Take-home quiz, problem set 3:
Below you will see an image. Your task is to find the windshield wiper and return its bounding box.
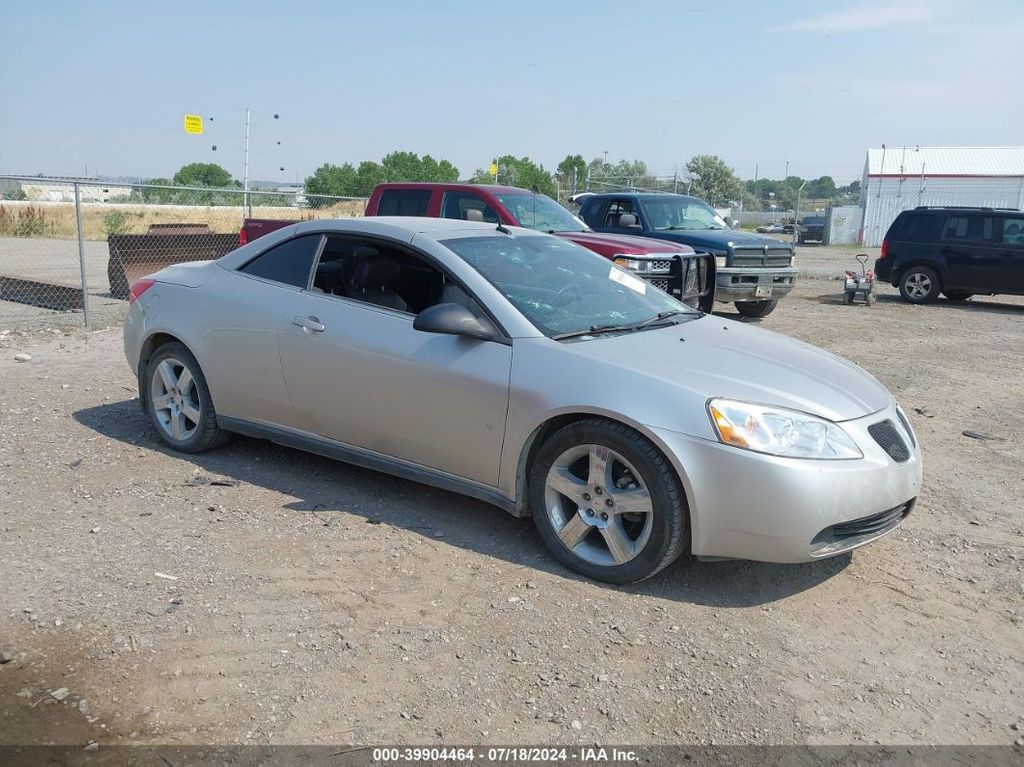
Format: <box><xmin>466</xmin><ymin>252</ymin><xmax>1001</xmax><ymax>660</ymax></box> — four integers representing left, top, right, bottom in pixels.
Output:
<box><xmin>553</xmin><ymin>310</ymin><xmax>696</xmax><ymax>341</ymax></box>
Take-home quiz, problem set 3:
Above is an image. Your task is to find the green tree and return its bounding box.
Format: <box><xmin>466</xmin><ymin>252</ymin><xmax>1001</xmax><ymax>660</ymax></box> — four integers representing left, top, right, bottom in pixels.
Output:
<box><xmin>684</xmin><ymin>155</ymin><xmax>743</xmax><ymax>205</ymax></box>
<box><xmin>470</xmin><ymin>155</ymin><xmax>556</xmax><ymax>197</ymax></box>
<box><xmin>304</xmin><ymin>162</ymin><xmax>360</xmax><ymax>206</ymax></box>
<box><xmin>556</xmin><ymin>154</ymin><xmax>587</xmax><ymax>193</ymax></box>
<box><xmin>172</xmin><ymin>162</ymin><xmax>234</xmax><ymax>188</ymax></box>
<box><xmin>586</xmin><ymin>158</ymin><xmax>655</xmax><ymax>191</ymax></box>
<box><xmin>304</xmin><ymin>152</ymin><xmax>459</xmax><ymax>204</ymax></box>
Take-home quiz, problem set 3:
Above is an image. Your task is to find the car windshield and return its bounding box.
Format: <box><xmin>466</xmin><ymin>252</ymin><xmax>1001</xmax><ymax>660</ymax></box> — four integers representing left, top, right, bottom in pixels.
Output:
<box><xmin>641</xmin><ymin>198</ymin><xmax>727</xmax><ymax>231</ymax></box>
<box><xmin>441</xmin><ymin>235</ymin><xmax>696</xmax><ymax>338</ymax></box>
<box><xmin>495</xmin><ymin>192</ymin><xmax>588</xmax><ymax>233</ymax></box>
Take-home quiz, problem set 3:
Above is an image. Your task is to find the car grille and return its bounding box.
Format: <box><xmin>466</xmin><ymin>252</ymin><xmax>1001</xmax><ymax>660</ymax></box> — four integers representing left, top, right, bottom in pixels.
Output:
<box><xmin>868</xmin><ymin>420</ymin><xmax>910</xmax><ymax>462</ymax></box>
<box><xmin>811</xmin><ymin>500</ymin><xmax>914</xmax><ymax>553</ymax></box>
<box><xmin>648</xmin><ymin>277</ymin><xmax>670</xmax><ymax>291</ymax></box>
<box><xmin>647</xmin><ymin>259</ymin><xmax>673</xmax><ymax>272</ymax></box>
<box><xmin>731</xmin><ymin>247</ymin><xmax>793</xmax><ymax>268</ymax></box>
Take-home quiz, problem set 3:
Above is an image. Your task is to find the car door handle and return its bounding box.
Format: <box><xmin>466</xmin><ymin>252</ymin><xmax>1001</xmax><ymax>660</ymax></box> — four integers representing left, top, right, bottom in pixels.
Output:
<box><xmin>292</xmin><ymin>315</ymin><xmax>325</xmax><ymax>333</ymax></box>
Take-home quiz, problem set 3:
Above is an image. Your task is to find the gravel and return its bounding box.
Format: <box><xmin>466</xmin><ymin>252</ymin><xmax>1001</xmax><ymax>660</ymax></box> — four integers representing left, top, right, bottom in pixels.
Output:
<box><xmin>0</xmin><ymin>282</ymin><xmax>1021</xmax><ymax>747</ymax></box>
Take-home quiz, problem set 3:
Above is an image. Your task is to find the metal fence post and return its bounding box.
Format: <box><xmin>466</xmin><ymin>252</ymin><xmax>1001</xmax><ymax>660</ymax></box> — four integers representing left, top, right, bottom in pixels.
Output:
<box><xmin>74</xmin><ymin>182</ymin><xmax>90</xmax><ymax>328</ymax></box>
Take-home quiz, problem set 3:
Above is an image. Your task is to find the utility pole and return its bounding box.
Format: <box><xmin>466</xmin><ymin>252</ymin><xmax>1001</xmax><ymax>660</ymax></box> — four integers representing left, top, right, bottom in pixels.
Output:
<box><xmin>242</xmin><ymin>108</ymin><xmax>251</xmax><ymax>216</ymax></box>
<box><xmin>673</xmin><ymin>165</ymin><xmax>678</xmax><ymax>194</ymax></box>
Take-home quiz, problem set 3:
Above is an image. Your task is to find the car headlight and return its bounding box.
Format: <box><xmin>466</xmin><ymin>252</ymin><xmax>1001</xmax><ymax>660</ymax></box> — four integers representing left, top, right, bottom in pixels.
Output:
<box><xmin>707</xmin><ymin>398</ymin><xmax>863</xmax><ymax>460</ymax></box>
<box><xmin>715</xmin><ymin>255</ymin><xmax>727</xmax><ymax>268</ymax></box>
<box><xmin>613</xmin><ymin>256</ymin><xmax>647</xmax><ymax>273</ymax></box>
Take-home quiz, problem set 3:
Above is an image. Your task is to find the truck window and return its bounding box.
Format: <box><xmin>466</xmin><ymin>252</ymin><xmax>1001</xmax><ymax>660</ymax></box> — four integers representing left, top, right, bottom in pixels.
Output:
<box><xmin>441</xmin><ymin>191</ymin><xmax>499</xmax><ymax>223</ymax></box>
<box><xmin>377</xmin><ymin>190</ymin><xmax>432</xmax><ymax>216</ymax></box>
<box><xmin>603</xmin><ymin>199</ymin><xmax>637</xmax><ymax>227</ymax></box>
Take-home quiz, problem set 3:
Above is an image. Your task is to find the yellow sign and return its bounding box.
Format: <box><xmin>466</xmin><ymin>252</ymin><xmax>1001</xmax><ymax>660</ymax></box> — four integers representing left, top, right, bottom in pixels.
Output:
<box><xmin>184</xmin><ymin>114</ymin><xmax>203</xmax><ymax>135</ymax></box>
<box><xmin>489</xmin><ymin>162</ymin><xmax>498</xmax><ymax>176</ymax></box>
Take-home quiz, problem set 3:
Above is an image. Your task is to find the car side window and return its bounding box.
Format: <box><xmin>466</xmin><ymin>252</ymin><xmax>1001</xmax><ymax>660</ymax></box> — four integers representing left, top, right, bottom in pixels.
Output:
<box><xmin>441</xmin><ymin>192</ymin><xmax>500</xmax><ymax>223</ymax></box>
<box><xmin>239</xmin><ymin>234</ymin><xmax>322</xmax><ymax>288</ymax></box>
<box><xmin>1000</xmin><ymin>217</ymin><xmax>1024</xmax><ymax>246</ymax></box>
<box><xmin>309</xmin><ymin>235</ymin><xmax>483</xmax><ymax>318</ymax></box>
<box><xmin>603</xmin><ymin>199</ymin><xmax>636</xmax><ymax>227</ymax></box>
<box><xmin>942</xmin><ymin>215</ymin><xmax>996</xmax><ymax>242</ymax></box>
<box><xmin>377</xmin><ymin>190</ymin><xmax>432</xmax><ymax>216</ymax></box>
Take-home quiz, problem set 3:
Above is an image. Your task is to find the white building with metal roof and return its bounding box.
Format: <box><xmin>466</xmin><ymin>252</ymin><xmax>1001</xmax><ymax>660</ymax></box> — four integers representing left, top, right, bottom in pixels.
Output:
<box><xmin>859</xmin><ymin>146</ymin><xmax>1024</xmax><ymax>246</ymax></box>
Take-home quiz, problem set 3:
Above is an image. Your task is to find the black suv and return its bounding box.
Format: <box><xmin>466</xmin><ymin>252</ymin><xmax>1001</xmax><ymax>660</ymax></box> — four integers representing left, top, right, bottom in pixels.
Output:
<box><xmin>875</xmin><ymin>206</ymin><xmax>1024</xmax><ymax>303</ymax></box>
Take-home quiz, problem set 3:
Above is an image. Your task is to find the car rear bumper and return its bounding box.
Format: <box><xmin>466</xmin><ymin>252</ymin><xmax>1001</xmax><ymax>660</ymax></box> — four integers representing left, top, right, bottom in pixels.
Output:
<box><xmin>715</xmin><ymin>266</ymin><xmax>797</xmax><ymax>302</ymax></box>
<box><xmin>874</xmin><ymin>258</ymin><xmax>893</xmax><ymax>283</ymax></box>
<box><xmin>649</xmin><ymin>400</ymin><xmax>922</xmax><ymax>563</ymax></box>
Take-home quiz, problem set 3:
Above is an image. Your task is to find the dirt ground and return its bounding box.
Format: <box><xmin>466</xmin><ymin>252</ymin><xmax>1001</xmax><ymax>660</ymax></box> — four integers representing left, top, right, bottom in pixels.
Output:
<box><xmin>1</xmin><ymin>281</ymin><xmax>1022</xmax><ymax>748</ymax></box>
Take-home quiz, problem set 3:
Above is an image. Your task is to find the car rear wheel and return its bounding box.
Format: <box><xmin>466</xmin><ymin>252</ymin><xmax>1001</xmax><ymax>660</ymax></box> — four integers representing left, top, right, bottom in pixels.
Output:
<box><xmin>529</xmin><ymin>418</ymin><xmax>689</xmax><ymax>584</ymax></box>
<box><xmin>942</xmin><ymin>290</ymin><xmax>973</xmax><ymax>301</ymax></box>
<box><xmin>899</xmin><ymin>266</ymin><xmax>940</xmax><ymax>303</ymax></box>
<box><xmin>735</xmin><ymin>299</ymin><xmax>778</xmax><ymax>319</ymax></box>
<box><xmin>144</xmin><ymin>342</ymin><xmax>228</xmax><ymax>453</ymax></box>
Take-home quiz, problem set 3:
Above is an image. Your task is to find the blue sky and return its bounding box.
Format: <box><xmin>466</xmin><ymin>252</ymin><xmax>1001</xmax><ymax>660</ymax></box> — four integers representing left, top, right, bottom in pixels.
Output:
<box><xmin>2</xmin><ymin>0</ymin><xmax>1021</xmax><ymax>184</ymax></box>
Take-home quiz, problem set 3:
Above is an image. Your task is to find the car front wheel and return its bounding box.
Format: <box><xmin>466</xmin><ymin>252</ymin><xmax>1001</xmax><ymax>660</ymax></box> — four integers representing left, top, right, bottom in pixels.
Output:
<box><xmin>144</xmin><ymin>342</ymin><xmax>228</xmax><ymax>453</ymax></box>
<box><xmin>529</xmin><ymin>418</ymin><xmax>689</xmax><ymax>584</ymax></box>
<box><xmin>899</xmin><ymin>266</ymin><xmax>940</xmax><ymax>303</ymax></box>
<box><xmin>735</xmin><ymin>299</ymin><xmax>778</xmax><ymax>319</ymax></box>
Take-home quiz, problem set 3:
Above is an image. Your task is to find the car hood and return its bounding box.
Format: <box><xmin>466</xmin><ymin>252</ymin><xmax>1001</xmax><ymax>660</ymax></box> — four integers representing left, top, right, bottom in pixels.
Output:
<box><xmin>564</xmin><ymin>316</ymin><xmax>891</xmax><ymax>423</ymax></box>
<box><xmin>557</xmin><ymin>231</ymin><xmax>694</xmax><ymax>255</ymax></box>
<box><xmin>649</xmin><ymin>229</ymin><xmax>791</xmax><ymax>252</ymax></box>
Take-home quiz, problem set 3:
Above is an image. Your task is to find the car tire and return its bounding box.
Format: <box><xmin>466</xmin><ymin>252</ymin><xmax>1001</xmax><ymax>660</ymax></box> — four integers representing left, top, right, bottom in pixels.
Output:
<box><xmin>144</xmin><ymin>342</ymin><xmax>229</xmax><ymax>453</ymax></box>
<box><xmin>942</xmin><ymin>290</ymin><xmax>973</xmax><ymax>301</ymax></box>
<box><xmin>528</xmin><ymin>418</ymin><xmax>689</xmax><ymax>584</ymax></box>
<box><xmin>735</xmin><ymin>299</ymin><xmax>778</xmax><ymax>319</ymax></box>
<box><xmin>899</xmin><ymin>266</ymin><xmax>940</xmax><ymax>303</ymax></box>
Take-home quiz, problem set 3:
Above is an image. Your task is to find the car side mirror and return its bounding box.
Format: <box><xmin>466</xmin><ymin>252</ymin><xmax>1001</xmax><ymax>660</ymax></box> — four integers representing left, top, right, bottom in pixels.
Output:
<box><xmin>414</xmin><ymin>302</ymin><xmax>498</xmax><ymax>342</ymax></box>
<box><xmin>618</xmin><ymin>213</ymin><xmax>641</xmax><ymax>229</ymax></box>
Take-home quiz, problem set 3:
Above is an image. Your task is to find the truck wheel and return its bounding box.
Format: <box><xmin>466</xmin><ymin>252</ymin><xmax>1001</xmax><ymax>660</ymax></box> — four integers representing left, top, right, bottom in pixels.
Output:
<box><xmin>735</xmin><ymin>299</ymin><xmax>778</xmax><ymax>319</ymax></box>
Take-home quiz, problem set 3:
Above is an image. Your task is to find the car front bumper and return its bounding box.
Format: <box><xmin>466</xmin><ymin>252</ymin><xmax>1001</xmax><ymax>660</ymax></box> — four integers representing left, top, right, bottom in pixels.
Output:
<box><xmin>715</xmin><ymin>266</ymin><xmax>798</xmax><ymax>302</ymax></box>
<box><xmin>649</xmin><ymin>400</ymin><xmax>922</xmax><ymax>563</ymax></box>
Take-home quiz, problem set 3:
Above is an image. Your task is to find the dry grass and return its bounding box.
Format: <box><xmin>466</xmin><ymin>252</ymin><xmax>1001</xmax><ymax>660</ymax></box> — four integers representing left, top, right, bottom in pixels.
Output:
<box><xmin>0</xmin><ymin>200</ymin><xmax>366</xmax><ymax>241</ymax></box>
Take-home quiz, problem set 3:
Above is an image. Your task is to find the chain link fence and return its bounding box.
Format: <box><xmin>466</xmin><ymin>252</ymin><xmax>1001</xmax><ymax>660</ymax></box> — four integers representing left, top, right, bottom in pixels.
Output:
<box><xmin>0</xmin><ymin>177</ymin><xmax>363</xmax><ymax>331</ymax></box>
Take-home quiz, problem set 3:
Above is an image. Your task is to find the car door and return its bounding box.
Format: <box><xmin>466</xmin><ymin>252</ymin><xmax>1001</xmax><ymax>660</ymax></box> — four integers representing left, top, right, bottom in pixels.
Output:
<box><xmin>202</xmin><ymin>233</ymin><xmax>324</xmax><ymax>428</ymax></box>
<box><xmin>939</xmin><ymin>214</ymin><xmax>1002</xmax><ymax>291</ymax></box>
<box><xmin>996</xmin><ymin>215</ymin><xmax>1024</xmax><ymax>294</ymax></box>
<box><xmin>276</xmin><ymin>234</ymin><xmax>512</xmax><ymax>487</ymax></box>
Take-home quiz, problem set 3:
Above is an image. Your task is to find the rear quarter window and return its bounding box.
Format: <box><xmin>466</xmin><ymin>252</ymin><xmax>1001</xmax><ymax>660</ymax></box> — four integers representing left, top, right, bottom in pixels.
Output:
<box><xmin>239</xmin><ymin>234</ymin><xmax>322</xmax><ymax>287</ymax></box>
<box><xmin>377</xmin><ymin>190</ymin><xmax>432</xmax><ymax>216</ymax></box>
<box><xmin>896</xmin><ymin>213</ymin><xmax>939</xmax><ymax>242</ymax></box>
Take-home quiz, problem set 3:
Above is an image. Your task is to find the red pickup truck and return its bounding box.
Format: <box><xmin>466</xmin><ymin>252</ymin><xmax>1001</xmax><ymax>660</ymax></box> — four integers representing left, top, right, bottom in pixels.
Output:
<box><xmin>239</xmin><ymin>183</ymin><xmax>715</xmax><ymax>310</ymax></box>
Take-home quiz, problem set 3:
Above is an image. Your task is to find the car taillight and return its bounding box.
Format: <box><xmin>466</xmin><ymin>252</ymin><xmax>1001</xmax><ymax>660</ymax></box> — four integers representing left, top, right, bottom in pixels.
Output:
<box><xmin>879</xmin><ymin>238</ymin><xmax>888</xmax><ymax>259</ymax></box>
<box><xmin>239</xmin><ymin>227</ymin><xmax>248</xmax><ymax>245</ymax></box>
<box><xmin>128</xmin><ymin>278</ymin><xmax>156</xmax><ymax>304</ymax></box>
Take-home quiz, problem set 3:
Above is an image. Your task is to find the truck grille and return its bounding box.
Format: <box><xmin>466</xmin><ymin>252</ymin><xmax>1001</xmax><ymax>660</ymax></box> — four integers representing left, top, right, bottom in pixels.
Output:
<box><xmin>732</xmin><ymin>247</ymin><xmax>793</xmax><ymax>268</ymax></box>
<box><xmin>868</xmin><ymin>420</ymin><xmax>910</xmax><ymax>463</ymax></box>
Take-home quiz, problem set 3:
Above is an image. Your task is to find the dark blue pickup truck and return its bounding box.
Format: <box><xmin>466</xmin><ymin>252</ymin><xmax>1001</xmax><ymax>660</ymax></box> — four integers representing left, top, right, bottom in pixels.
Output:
<box><xmin>578</xmin><ymin>192</ymin><xmax>798</xmax><ymax>318</ymax></box>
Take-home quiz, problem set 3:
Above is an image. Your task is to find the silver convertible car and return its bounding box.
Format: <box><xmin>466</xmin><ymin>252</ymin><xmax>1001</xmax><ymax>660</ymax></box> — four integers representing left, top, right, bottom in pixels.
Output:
<box><xmin>124</xmin><ymin>218</ymin><xmax>921</xmax><ymax>583</ymax></box>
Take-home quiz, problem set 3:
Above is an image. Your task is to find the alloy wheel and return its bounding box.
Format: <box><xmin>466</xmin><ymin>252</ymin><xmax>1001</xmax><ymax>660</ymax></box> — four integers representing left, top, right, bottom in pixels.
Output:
<box><xmin>149</xmin><ymin>357</ymin><xmax>202</xmax><ymax>442</ymax></box>
<box><xmin>543</xmin><ymin>444</ymin><xmax>654</xmax><ymax>567</ymax></box>
<box><xmin>905</xmin><ymin>272</ymin><xmax>932</xmax><ymax>300</ymax></box>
